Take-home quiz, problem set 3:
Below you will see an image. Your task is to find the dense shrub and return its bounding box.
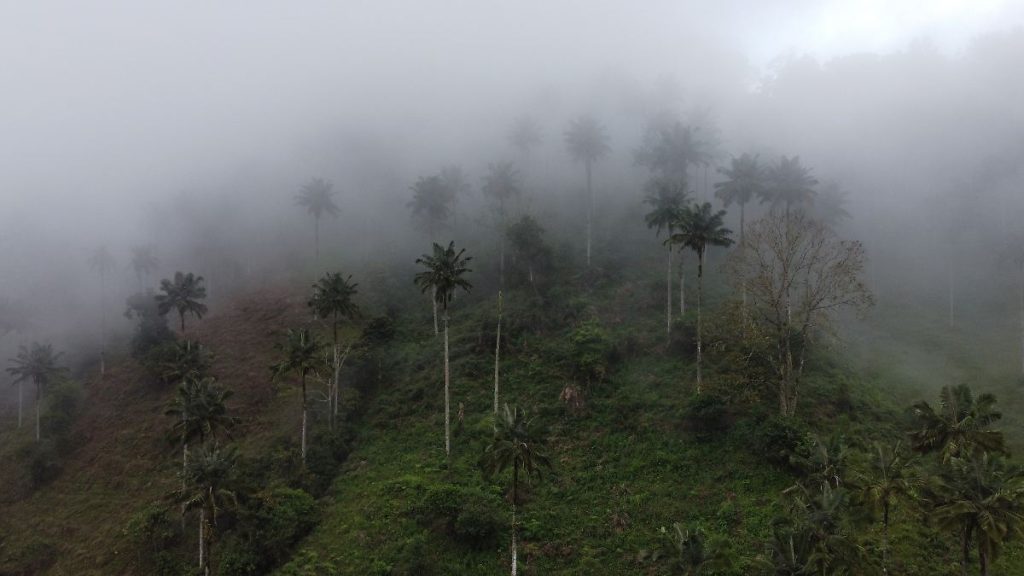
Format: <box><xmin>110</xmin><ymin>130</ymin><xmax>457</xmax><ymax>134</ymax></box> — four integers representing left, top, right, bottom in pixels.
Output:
<box><xmin>681</xmin><ymin>393</ymin><xmax>730</xmax><ymax>439</ymax></box>
<box><xmin>406</xmin><ymin>481</ymin><xmax>505</xmax><ymax>548</ymax></box>
<box><xmin>219</xmin><ymin>487</ymin><xmax>318</xmax><ymax>575</ymax></box>
<box><xmin>121</xmin><ymin>504</ymin><xmax>184</xmax><ymax>576</ymax></box>
<box><xmin>569</xmin><ymin>319</ymin><xmax>611</xmax><ymax>386</ymax></box>
<box><xmin>752</xmin><ymin>416</ymin><xmax>809</xmax><ymax>471</ymax></box>
<box><xmin>125</xmin><ymin>291</ymin><xmax>175</xmax><ymax>359</ymax></box>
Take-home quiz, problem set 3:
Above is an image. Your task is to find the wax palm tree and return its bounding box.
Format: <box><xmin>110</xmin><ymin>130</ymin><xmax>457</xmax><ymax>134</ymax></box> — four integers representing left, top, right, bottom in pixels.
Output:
<box><xmin>130</xmin><ymin>244</ymin><xmax>159</xmax><ymax>291</ymax></box>
<box><xmin>509</xmin><ymin>116</ymin><xmax>542</xmax><ymax>159</ymax></box>
<box><xmin>294</xmin><ymin>178</ymin><xmax>340</xmax><ymax>262</ymax></box>
<box><xmin>714</xmin><ymin>153</ymin><xmax>765</xmax><ymax>245</ymax></box>
<box><xmin>668</xmin><ymin>203</ymin><xmax>733</xmax><ymax>392</ymax></box>
<box><xmin>7</xmin><ymin>342</ymin><xmax>67</xmax><ymax>441</ymax></box>
<box><xmin>309</xmin><ymin>272</ymin><xmax>360</xmax><ymax>427</ymax></box>
<box><xmin>762</xmin><ymin>156</ymin><xmax>818</xmax><ymax>218</ymax></box>
<box><xmin>925</xmin><ymin>454</ymin><xmax>1024</xmax><ymax>576</ymax></box>
<box><xmin>414</xmin><ymin>242</ymin><xmax>472</xmax><ymax>460</ymax></box>
<box><xmin>271</xmin><ymin>329</ymin><xmax>324</xmax><ymax>464</ymax></box>
<box><xmin>439</xmin><ymin>165</ymin><xmax>470</xmax><ymax>229</ymax></box>
<box><xmin>156</xmin><ymin>272</ymin><xmax>208</xmax><ymax>334</ymax></box>
<box><xmin>781</xmin><ymin>483</ymin><xmax>864</xmax><ymax>575</ymax></box>
<box><xmin>157</xmin><ymin>339</ymin><xmax>213</xmax><ymax>385</ymax></box>
<box><xmin>179</xmin><ymin>445</ymin><xmax>238</xmax><ymax>576</ymax></box>
<box><xmin>408</xmin><ymin>174</ymin><xmax>455</xmax><ymax>242</ymax></box>
<box><xmin>483</xmin><ymin>163</ymin><xmax>523</xmax><ymax>287</ymax></box>
<box><xmin>644</xmin><ymin>177</ymin><xmax>688</xmax><ymax>342</ymax></box>
<box><xmin>564</xmin><ymin>115</ymin><xmax>610</xmax><ymax>267</ymax></box>
<box><xmin>856</xmin><ymin>441</ymin><xmax>920</xmax><ymax>574</ymax></box>
<box><xmin>166</xmin><ymin>377</ymin><xmax>238</xmax><ymax>490</ymax></box>
<box><xmin>813</xmin><ymin>181</ymin><xmax>852</xmax><ymax>229</ymax></box>
<box><xmin>635</xmin><ymin>119</ymin><xmax>709</xmax><ymax>182</ymax></box>
<box><xmin>480</xmin><ymin>404</ymin><xmax>552</xmax><ymax>576</ymax></box>
<box><xmin>909</xmin><ymin>384</ymin><xmax>1005</xmax><ymax>464</ymax></box>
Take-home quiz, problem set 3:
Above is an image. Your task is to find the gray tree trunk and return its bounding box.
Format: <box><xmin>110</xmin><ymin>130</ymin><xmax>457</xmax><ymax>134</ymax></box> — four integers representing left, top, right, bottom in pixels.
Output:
<box><xmin>301</xmin><ymin>374</ymin><xmax>307</xmax><ymax>465</ymax></box>
<box><xmin>665</xmin><ymin>246</ymin><xmax>673</xmax><ymax>343</ymax></box>
<box><xmin>585</xmin><ymin>161</ymin><xmax>593</xmax><ymax>267</ymax></box>
<box><xmin>35</xmin><ymin>383</ymin><xmax>40</xmax><ymax>442</ymax></box>
<box><xmin>494</xmin><ymin>292</ymin><xmax>502</xmax><ymax>414</ymax></box>
<box><xmin>679</xmin><ymin>252</ymin><xmax>686</xmax><ymax>316</ymax></box>
<box><xmin>444</xmin><ymin>314</ymin><xmax>451</xmax><ymax>460</ymax></box>
<box><xmin>696</xmin><ymin>249</ymin><xmax>704</xmax><ymax>393</ymax></box>
<box><xmin>198</xmin><ymin>508</ymin><xmax>205</xmax><ymax>570</ymax></box>
<box><xmin>432</xmin><ymin>288</ymin><xmax>439</xmax><ymax>336</ymax></box>
<box><xmin>17</xmin><ymin>381</ymin><xmax>22</xmax><ymax>429</ymax></box>
<box><xmin>1019</xmin><ymin>267</ymin><xmax>1023</xmax><ymax>375</ymax></box>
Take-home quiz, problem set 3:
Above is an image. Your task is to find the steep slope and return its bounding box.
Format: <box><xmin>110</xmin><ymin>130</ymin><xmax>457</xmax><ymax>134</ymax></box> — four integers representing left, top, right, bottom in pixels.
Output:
<box><xmin>0</xmin><ymin>288</ymin><xmax>310</xmax><ymax>575</ymax></box>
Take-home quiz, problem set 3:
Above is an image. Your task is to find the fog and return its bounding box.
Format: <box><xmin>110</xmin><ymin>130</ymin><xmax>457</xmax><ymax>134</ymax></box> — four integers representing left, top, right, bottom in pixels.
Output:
<box><xmin>2</xmin><ymin>1</ymin><xmax>1024</xmax><ymax>380</ymax></box>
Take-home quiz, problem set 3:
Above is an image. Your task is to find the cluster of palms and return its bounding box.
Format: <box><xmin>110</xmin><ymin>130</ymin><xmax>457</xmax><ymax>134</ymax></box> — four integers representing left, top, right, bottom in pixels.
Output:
<box><xmin>273</xmin><ymin>270</ymin><xmax>359</xmax><ymax>464</ymax></box>
<box><xmin>758</xmin><ymin>384</ymin><xmax>1024</xmax><ymax>575</ymax></box>
<box><xmin>6</xmin><ymin>342</ymin><xmax>68</xmax><ymax>441</ymax></box>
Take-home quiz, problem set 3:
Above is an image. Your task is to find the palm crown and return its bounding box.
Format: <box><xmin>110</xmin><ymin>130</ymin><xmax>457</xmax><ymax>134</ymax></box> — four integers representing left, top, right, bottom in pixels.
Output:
<box><xmin>480</xmin><ymin>404</ymin><xmax>552</xmax><ymax>500</ymax></box>
<box><xmin>309</xmin><ymin>272</ymin><xmax>360</xmax><ymax>344</ymax></box>
<box><xmin>408</xmin><ymin>175</ymin><xmax>455</xmax><ymax>238</ymax></box>
<box><xmin>715</xmin><ymin>153</ymin><xmax>765</xmax><ymax>209</ymax></box>
<box><xmin>7</xmin><ymin>342</ymin><xmax>66</xmax><ymax>389</ymax></box>
<box><xmin>156</xmin><ymin>271</ymin><xmax>208</xmax><ymax>332</ymax></box>
<box><xmin>762</xmin><ymin>155</ymin><xmax>818</xmax><ymax>213</ymax></box>
<box><xmin>271</xmin><ymin>328</ymin><xmax>324</xmax><ymax>383</ymax></box>
<box><xmin>910</xmin><ymin>384</ymin><xmax>1006</xmax><ymax>463</ymax></box>
<box><xmin>414</xmin><ymin>242</ymin><xmax>473</xmax><ymax>314</ymax></box>
<box><xmin>668</xmin><ymin>202</ymin><xmax>734</xmax><ymax>257</ymax></box>
<box><xmin>635</xmin><ymin>120</ymin><xmax>709</xmax><ymax>181</ymax></box>
<box><xmin>166</xmin><ymin>377</ymin><xmax>238</xmax><ymax>447</ymax></box>
<box><xmin>482</xmin><ymin>162</ymin><xmax>522</xmax><ymax>215</ymax></box>
<box><xmin>643</xmin><ymin>178</ymin><xmax>688</xmax><ymax>238</ymax></box>
<box><xmin>564</xmin><ymin>115</ymin><xmax>610</xmax><ymax>165</ymax></box>
<box><xmin>295</xmin><ymin>178</ymin><xmax>340</xmax><ymax>221</ymax></box>
<box><xmin>130</xmin><ymin>245</ymin><xmax>159</xmax><ymax>287</ymax></box>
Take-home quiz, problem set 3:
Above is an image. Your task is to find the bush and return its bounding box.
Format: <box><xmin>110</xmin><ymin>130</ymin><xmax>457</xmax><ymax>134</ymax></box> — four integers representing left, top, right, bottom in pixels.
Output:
<box><xmin>125</xmin><ymin>291</ymin><xmax>175</xmax><ymax>359</ymax></box>
<box><xmin>18</xmin><ymin>439</ymin><xmax>63</xmax><ymax>488</ymax></box>
<box><xmin>221</xmin><ymin>487</ymin><xmax>318</xmax><ymax>575</ymax></box>
<box><xmin>277</xmin><ymin>550</ymin><xmax>339</xmax><ymax>576</ymax></box>
<box><xmin>753</xmin><ymin>416</ymin><xmax>809</xmax><ymax>471</ymax></box>
<box><xmin>569</xmin><ymin>319</ymin><xmax>611</xmax><ymax>386</ymax></box>
<box><xmin>121</xmin><ymin>504</ymin><xmax>185</xmax><ymax>575</ymax></box>
<box><xmin>407</xmin><ymin>482</ymin><xmax>505</xmax><ymax>548</ymax></box>
<box><xmin>682</xmin><ymin>393</ymin><xmax>730</xmax><ymax>440</ymax></box>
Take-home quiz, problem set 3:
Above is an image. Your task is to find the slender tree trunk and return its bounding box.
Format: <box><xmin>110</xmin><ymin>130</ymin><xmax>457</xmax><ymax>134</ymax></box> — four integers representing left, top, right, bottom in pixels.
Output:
<box><xmin>948</xmin><ymin>261</ymin><xmax>955</xmax><ymax>327</ymax></box>
<box><xmin>585</xmin><ymin>160</ymin><xmax>593</xmax><ymax>267</ymax></box>
<box><xmin>1019</xmin><ymin>266</ymin><xmax>1023</xmax><ymax>375</ymax></box>
<box><xmin>696</xmin><ymin>249</ymin><xmax>704</xmax><ymax>393</ymax></box>
<box><xmin>444</xmin><ymin>313</ymin><xmax>451</xmax><ymax>461</ymax></box>
<box><xmin>432</xmin><ymin>288</ymin><xmax>439</xmax><ymax>336</ymax></box>
<box><xmin>180</xmin><ymin>311</ymin><xmax>186</xmax><ymax>334</ymax></box>
<box><xmin>301</xmin><ymin>373</ymin><xmax>307</xmax><ymax>465</ymax></box>
<box><xmin>961</xmin><ymin>526</ymin><xmax>970</xmax><ymax>576</ymax></box>
<box><xmin>740</xmin><ymin>203</ymin><xmax>747</xmax><ymax>313</ymax></box>
<box><xmin>17</xmin><ymin>381</ymin><xmax>22</xmax><ymax>429</ymax></box>
<box><xmin>35</xmin><ymin>382</ymin><xmax>40</xmax><ymax>442</ymax></box>
<box><xmin>100</xmin><ymin>270</ymin><xmax>106</xmax><ymax>377</ymax></box>
<box><xmin>679</xmin><ymin>251</ymin><xmax>686</xmax><ymax>316</ymax></box>
<box><xmin>980</xmin><ymin>549</ymin><xmax>989</xmax><ymax>576</ymax></box>
<box><xmin>314</xmin><ymin>215</ymin><xmax>320</xmax><ymax>262</ymax></box>
<box><xmin>511</xmin><ymin>464</ymin><xmax>519</xmax><ymax>576</ymax></box>
<box><xmin>494</xmin><ymin>291</ymin><xmax>502</xmax><ymax>414</ymax></box>
<box><xmin>882</xmin><ymin>503</ymin><xmax>890</xmax><ymax>575</ymax></box>
<box><xmin>182</xmin><ymin>442</ymin><xmax>188</xmax><ymax>490</ymax></box>
<box><xmin>198</xmin><ymin>508</ymin><xmax>205</xmax><ymax>570</ymax></box>
<box><xmin>331</xmin><ymin>345</ymin><xmax>339</xmax><ymax>430</ymax></box>
<box><xmin>665</xmin><ymin>246</ymin><xmax>673</xmax><ymax>344</ymax></box>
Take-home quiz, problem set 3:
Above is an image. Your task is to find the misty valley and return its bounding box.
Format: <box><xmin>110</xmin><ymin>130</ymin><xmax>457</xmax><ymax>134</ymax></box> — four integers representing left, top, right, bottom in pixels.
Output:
<box><xmin>2</xmin><ymin>3</ymin><xmax>1024</xmax><ymax>575</ymax></box>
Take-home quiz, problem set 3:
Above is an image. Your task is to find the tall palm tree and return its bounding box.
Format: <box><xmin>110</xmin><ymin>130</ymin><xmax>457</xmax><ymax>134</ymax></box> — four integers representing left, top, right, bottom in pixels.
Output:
<box><xmin>926</xmin><ymin>454</ymin><xmax>1024</xmax><ymax>576</ymax></box>
<box><xmin>7</xmin><ymin>342</ymin><xmax>67</xmax><ymax>441</ymax></box>
<box><xmin>156</xmin><ymin>272</ymin><xmax>208</xmax><ymax>334</ymax></box>
<box><xmin>635</xmin><ymin>119</ymin><xmax>708</xmax><ymax>183</ymax></box>
<box><xmin>89</xmin><ymin>246</ymin><xmax>116</xmax><ymax>374</ymax></box>
<box><xmin>414</xmin><ymin>241</ymin><xmax>472</xmax><ymax>460</ymax></box>
<box><xmin>308</xmin><ymin>272</ymin><xmax>360</xmax><ymax>427</ymax></box>
<box><xmin>483</xmin><ymin>163</ymin><xmax>523</xmax><ymax>287</ymax></box>
<box><xmin>179</xmin><ymin>445</ymin><xmax>238</xmax><ymax>576</ymax></box>
<box><xmin>564</xmin><ymin>115</ymin><xmax>610</xmax><ymax>267</ymax></box>
<box><xmin>294</xmin><ymin>178</ymin><xmax>340</xmax><ymax>262</ymax></box>
<box><xmin>857</xmin><ymin>441</ymin><xmax>920</xmax><ymax>574</ymax></box>
<box><xmin>271</xmin><ymin>328</ymin><xmax>324</xmax><ymax>464</ymax></box>
<box><xmin>668</xmin><ymin>203</ymin><xmax>733</xmax><ymax>392</ymax></box>
<box><xmin>643</xmin><ymin>178</ymin><xmax>688</xmax><ymax>343</ymax></box>
<box><xmin>761</xmin><ymin>156</ymin><xmax>818</xmax><ymax>218</ymax></box>
<box><xmin>714</xmin><ymin>153</ymin><xmax>765</xmax><ymax>246</ymax></box>
<box><xmin>480</xmin><ymin>404</ymin><xmax>552</xmax><ymax>576</ymax></box>
<box><xmin>157</xmin><ymin>339</ymin><xmax>213</xmax><ymax>385</ymax></box>
<box><xmin>130</xmin><ymin>244</ymin><xmax>159</xmax><ymax>291</ymax></box>
<box><xmin>439</xmin><ymin>165</ymin><xmax>470</xmax><ymax>229</ymax></box>
<box><xmin>909</xmin><ymin>384</ymin><xmax>1006</xmax><ymax>464</ymax></box>
<box><xmin>813</xmin><ymin>181</ymin><xmax>852</xmax><ymax>229</ymax></box>
<box><xmin>166</xmin><ymin>377</ymin><xmax>238</xmax><ymax>490</ymax></box>
<box><xmin>509</xmin><ymin>116</ymin><xmax>542</xmax><ymax>160</ymax></box>
<box><xmin>408</xmin><ymin>174</ymin><xmax>455</xmax><ymax>243</ymax></box>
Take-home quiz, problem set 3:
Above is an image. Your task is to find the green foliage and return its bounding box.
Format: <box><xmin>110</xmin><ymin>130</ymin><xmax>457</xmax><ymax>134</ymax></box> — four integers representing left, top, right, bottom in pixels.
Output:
<box><xmin>121</xmin><ymin>504</ymin><xmax>184</xmax><ymax>575</ymax></box>
<box><xmin>752</xmin><ymin>416</ymin><xmax>810</xmax><ymax>472</ymax></box>
<box><xmin>221</xmin><ymin>487</ymin><xmax>318</xmax><ymax>575</ymax></box>
<box><xmin>17</xmin><ymin>439</ymin><xmax>62</xmax><ymax>488</ymax></box>
<box><xmin>155</xmin><ymin>271</ymin><xmax>208</xmax><ymax>332</ymax></box>
<box><xmin>125</xmin><ymin>290</ymin><xmax>175</xmax><ymax>359</ymax></box>
<box><xmin>569</xmin><ymin>319</ymin><xmax>611</xmax><ymax>386</ymax></box>
<box><xmin>276</xmin><ymin>550</ymin><xmax>339</xmax><ymax>576</ymax></box>
<box><xmin>681</xmin><ymin>393</ymin><xmax>730</xmax><ymax>440</ymax></box>
<box><xmin>407</xmin><ymin>481</ymin><xmax>505</xmax><ymax>548</ymax></box>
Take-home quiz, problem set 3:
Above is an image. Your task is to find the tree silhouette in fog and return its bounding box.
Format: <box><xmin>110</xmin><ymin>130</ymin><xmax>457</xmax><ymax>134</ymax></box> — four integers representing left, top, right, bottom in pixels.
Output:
<box><xmin>156</xmin><ymin>271</ymin><xmax>208</xmax><ymax>334</ymax></box>
<box><xmin>295</xmin><ymin>178</ymin><xmax>340</xmax><ymax>262</ymax></box>
<box><xmin>564</xmin><ymin>115</ymin><xmax>610</xmax><ymax>267</ymax></box>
